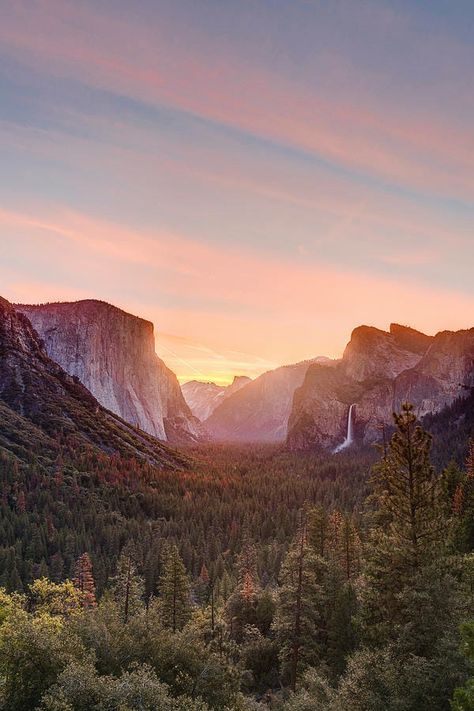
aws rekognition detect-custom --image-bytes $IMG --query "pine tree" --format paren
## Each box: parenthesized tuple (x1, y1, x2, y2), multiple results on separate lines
(362, 403, 449, 648)
(73, 553, 96, 608)
(327, 581, 358, 679)
(159, 544, 191, 632)
(237, 536, 259, 596)
(111, 546, 144, 623)
(338, 514, 361, 580)
(370, 402, 444, 569)
(273, 516, 328, 691)
(308, 505, 329, 557)
(194, 562, 211, 605)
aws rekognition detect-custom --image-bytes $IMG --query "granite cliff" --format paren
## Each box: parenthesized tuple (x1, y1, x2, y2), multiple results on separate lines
(287, 324, 474, 451)
(16, 300, 200, 444)
(0, 296, 187, 468)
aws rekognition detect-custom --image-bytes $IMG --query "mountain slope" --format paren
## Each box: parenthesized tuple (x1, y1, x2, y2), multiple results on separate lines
(16, 300, 200, 444)
(0, 296, 187, 469)
(181, 375, 251, 421)
(205, 358, 331, 442)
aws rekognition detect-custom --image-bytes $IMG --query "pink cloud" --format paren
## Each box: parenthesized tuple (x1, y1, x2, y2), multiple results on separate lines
(2, 206, 474, 380)
(1, 1, 473, 200)
(1, 116, 470, 265)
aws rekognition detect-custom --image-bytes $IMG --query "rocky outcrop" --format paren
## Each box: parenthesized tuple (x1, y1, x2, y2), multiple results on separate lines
(287, 324, 474, 451)
(181, 375, 251, 422)
(205, 358, 332, 442)
(343, 325, 424, 381)
(16, 300, 200, 444)
(0, 296, 187, 468)
(393, 328, 474, 414)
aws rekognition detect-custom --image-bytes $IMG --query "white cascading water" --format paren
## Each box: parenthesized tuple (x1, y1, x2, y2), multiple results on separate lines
(333, 404, 355, 453)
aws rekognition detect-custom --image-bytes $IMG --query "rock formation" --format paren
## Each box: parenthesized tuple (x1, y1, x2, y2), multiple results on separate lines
(0, 296, 187, 468)
(287, 324, 474, 451)
(16, 300, 200, 443)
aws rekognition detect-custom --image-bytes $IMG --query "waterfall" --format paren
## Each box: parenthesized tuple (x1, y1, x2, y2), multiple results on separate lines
(333, 404, 355, 453)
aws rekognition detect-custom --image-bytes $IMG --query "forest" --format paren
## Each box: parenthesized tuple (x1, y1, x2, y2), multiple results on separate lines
(0, 402, 474, 709)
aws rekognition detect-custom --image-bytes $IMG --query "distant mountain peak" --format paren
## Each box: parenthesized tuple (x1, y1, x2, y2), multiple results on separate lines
(181, 375, 252, 422)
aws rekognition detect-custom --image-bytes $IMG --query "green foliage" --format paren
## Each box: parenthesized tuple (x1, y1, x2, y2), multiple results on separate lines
(39, 661, 210, 711)
(0, 403, 473, 709)
(0, 442, 371, 597)
(110, 546, 145, 623)
(452, 621, 474, 710)
(159, 544, 192, 632)
(273, 522, 329, 691)
(28, 578, 84, 617)
(0, 606, 86, 710)
(361, 403, 448, 646)
(332, 640, 467, 711)
(326, 581, 358, 679)
(282, 668, 335, 711)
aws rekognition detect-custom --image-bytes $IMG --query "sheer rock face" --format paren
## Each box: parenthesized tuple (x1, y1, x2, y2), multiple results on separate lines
(16, 300, 200, 443)
(181, 375, 251, 422)
(287, 324, 474, 451)
(204, 358, 333, 442)
(343, 325, 422, 381)
(0, 296, 187, 468)
(393, 329, 474, 414)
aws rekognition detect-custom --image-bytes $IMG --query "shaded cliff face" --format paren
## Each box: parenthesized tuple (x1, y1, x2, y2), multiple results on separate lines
(0, 296, 187, 469)
(287, 324, 474, 451)
(394, 329, 474, 414)
(205, 358, 332, 442)
(181, 375, 251, 422)
(16, 300, 200, 444)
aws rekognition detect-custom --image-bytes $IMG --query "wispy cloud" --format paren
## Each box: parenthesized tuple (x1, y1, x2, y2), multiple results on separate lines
(1, 1, 472, 200)
(2, 205, 474, 381)
(1, 0, 473, 381)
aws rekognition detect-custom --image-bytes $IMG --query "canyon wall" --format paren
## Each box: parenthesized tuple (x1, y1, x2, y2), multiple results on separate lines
(16, 300, 200, 443)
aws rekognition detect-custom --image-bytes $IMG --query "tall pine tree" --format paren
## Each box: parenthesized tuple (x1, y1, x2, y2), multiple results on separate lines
(362, 403, 451, 651)
(273, 515, 328, 691)
(159, 544, 191, 632)
(111, 546, 144, 623)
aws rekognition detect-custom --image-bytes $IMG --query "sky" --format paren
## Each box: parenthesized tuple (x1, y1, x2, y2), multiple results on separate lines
(0, 0, 473, 385)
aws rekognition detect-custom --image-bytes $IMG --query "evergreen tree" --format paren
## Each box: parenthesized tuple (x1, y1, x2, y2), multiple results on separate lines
(237, 536, 259, 596)
(327, 581, 358, 679)
(371, 402, 444, 567)
(307, 505, 329, 557)
(338, 514, 361, 581)
(273, 516, 328, 691)
(110, 546, 144, 623)
(362, 403, 447, 644)
(159, 545, 191, 632)
(73, 553, 96, 608)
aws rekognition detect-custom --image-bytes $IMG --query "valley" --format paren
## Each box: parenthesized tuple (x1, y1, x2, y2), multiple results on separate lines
(0, 294, 473, 710)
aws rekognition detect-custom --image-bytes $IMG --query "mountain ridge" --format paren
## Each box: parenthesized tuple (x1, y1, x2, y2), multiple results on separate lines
(181, 375, 252, 421)
(204, 356, 333, 442)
